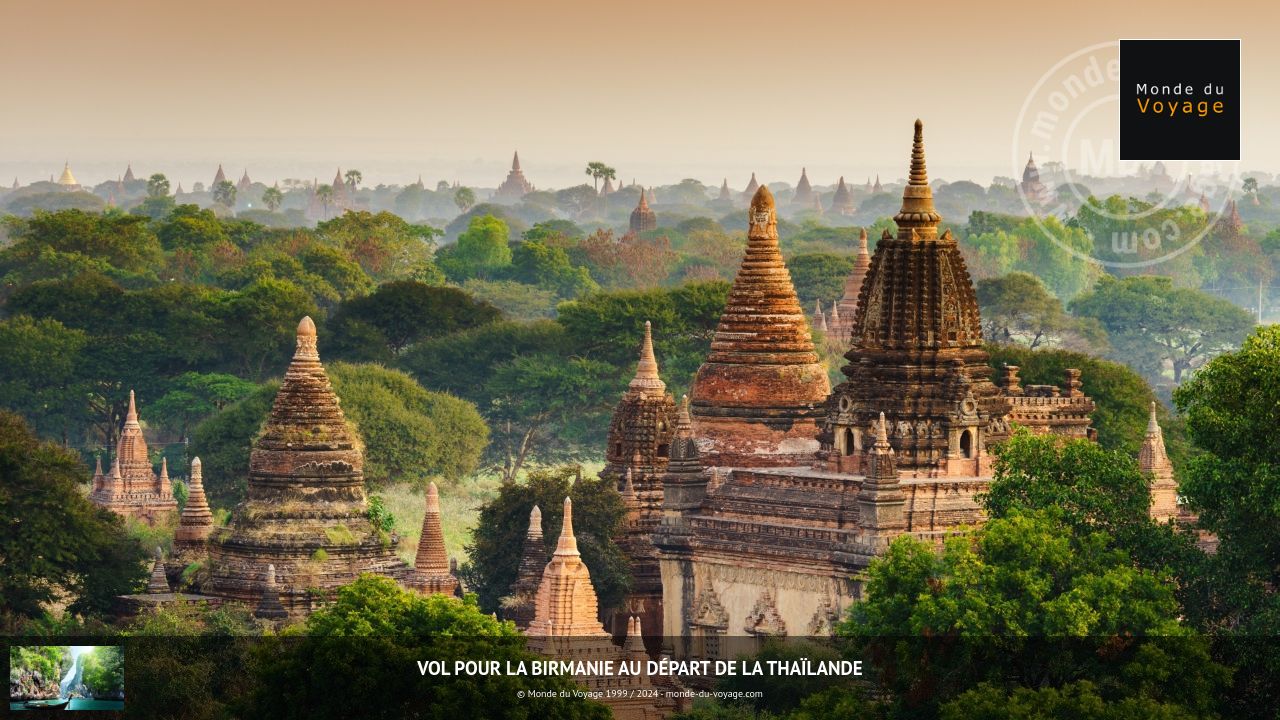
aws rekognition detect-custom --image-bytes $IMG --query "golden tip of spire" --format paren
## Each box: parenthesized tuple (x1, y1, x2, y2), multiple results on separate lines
(297, 316, 317, 337)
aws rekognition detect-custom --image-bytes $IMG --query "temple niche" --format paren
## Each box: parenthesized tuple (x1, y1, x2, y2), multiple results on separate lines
(89, 390, 178, 525)
(653, 121, 1104, 659)
(204, 317, 412, 617)
(494, 151, 535, 199)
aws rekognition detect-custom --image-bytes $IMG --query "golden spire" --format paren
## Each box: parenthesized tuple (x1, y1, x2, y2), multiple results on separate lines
(629, 321, 666, 395)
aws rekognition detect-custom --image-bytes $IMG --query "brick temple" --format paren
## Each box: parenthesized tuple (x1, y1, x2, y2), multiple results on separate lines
(495, 151, 534, 199)
(89, 390, 178, 525)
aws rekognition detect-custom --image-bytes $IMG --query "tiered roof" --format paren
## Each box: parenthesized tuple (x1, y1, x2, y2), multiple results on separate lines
(413, 482, 458, 595)
(629, 188, 657, 233)
(526, 497, 610, 638)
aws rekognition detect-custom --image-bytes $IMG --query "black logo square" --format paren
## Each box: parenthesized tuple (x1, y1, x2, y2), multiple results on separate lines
(1120, 39, 1240, 160)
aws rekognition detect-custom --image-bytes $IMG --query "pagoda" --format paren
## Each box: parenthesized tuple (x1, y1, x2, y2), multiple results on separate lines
(630, 188, 658, 233)
(740, 172, 759, 203)
(1140, 403, 1179, 523)
(830, 176, 855, 215)
(237, 169, 253, 194)
(819, 228, 872, 346)
(791, 167, 814, 207)
(212, 164, 227, 188)
(604, 321, 676, 648)
(172, 456, 215, 565)
(411, 482, 459, 595)
(56, 162, 80, 190)
(689, 186, 830, 467)
(205, 317, 410, 616)
(123, 164, 136, 183)
(1019, 152, 1048, 205)
(495, 151, 534, 199)
(506, 505, 547, 629)
(717, 179, 732, 202)
(89, 391, 178, 524)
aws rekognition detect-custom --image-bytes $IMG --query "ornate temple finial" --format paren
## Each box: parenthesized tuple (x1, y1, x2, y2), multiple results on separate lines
(858, 227, 869, 255)
(555, 496, 578, 556)
(126, 389, 138, 424)
(147, 546, 170, 594)
(748, 185, 777, 240)
(512, 151, 521, 171)
(895, 122, 942, 240)
(94, 455, 103, 477)
(629, 320, 666, 394)
(677, 394, 692, 429)
(426, 480, 440, 513)
(1147, 401, 1160, 435)
(875, 411, 889, 446)
(910, 119, 927, 185)
(160, 456, 169, 482)
(295, 316, 319, 360)
(110, 454, 122, 480)
(528, 505, 543, 538)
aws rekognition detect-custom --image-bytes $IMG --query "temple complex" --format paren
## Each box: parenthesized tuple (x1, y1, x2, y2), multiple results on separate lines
(791, 168, 814, 207)
(203, 317, 411, 617)
(410, 482, 459, 595)
(89, 391, 178, 525)
(630, 188, 658, 233)
(1020, 152, 1048, 205)
(830, 176, 854, 215)
(651, 121, 1099, 657)
(688, 185, 830, 468)
(495, 151, 534, 199)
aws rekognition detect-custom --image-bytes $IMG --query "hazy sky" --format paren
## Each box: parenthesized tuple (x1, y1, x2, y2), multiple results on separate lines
(2, 0, 1276, 189)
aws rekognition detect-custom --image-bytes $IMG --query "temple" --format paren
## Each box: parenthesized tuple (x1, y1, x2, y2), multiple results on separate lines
(212, 164, 227, 188)
(495, 151, 535, 198)
(630, 188, 658, 233)
(171, 456, 214, 565)
(1141, 403, 1179, 523)
(816, 227, 871, 347)
(688, 185, 830, 467)
(649, 121, 1099, 657)
(740, 173, 759, 203)
(56, 162, 80, 190)
(202, 317, 411, 616)
(526, 497, 676, 719)
(830, 176, 855, 215)
(89, 391, 178, 525)
(791, 168, 814, 207)
(506, 505, 546, 629)
(1020, 152, 1048, 205)
(410, 482, 459, 595)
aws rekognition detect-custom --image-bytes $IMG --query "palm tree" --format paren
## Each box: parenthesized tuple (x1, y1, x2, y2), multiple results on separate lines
(316, 184, 334, 218)
(454, 186, 476, 213)
(585, 161, 609, 192)
(212, 180, 237, 209)
(345, 169, 363, 191)
(262, 185, 284, 212)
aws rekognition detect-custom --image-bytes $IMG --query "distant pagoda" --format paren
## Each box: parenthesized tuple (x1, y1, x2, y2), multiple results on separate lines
(206, 317, 410, 616)
(629, 188, 658, 233)
(172, 456, 214, 564)
(495, 151, 534, 199)
(1019, 152, 1048, 205)
(740, 172, 759, 204)
(818, 227, 872, 346)
(410, 482, 459, 596)
(830, 176, 855, 215)
(56, 162, 80, 190)
(791, 167, 814, 207)
(90, 390, 178, 525)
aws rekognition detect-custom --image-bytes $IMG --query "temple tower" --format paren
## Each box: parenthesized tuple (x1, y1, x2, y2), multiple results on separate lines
(89, 390, 177, 524)
(830, 176, 855, 215)
(173, 457, 214, 563)
(207, 317, 410, 616)
(821, 120, 1009, 476)
(526, 497, 612, 641)
(412, 482, 459, 595)
(741, 173, 759, 203)
(821, 228, 872, 346)
(630, 188, 658, 233)
(507, 505, 546, 629)
(123, 165, 136, 183)
(495, 151, 535, 198)
(718, 179, 732, 202)
(690, 186, 830, 467)
(605, 321, 675, 647)
(791, 167, 814, 207)
(1140, 403, 1179, 523)
(212, 164, 227, 187)
(1020, 152, 1048, 205)
(56, 162, 80, 189)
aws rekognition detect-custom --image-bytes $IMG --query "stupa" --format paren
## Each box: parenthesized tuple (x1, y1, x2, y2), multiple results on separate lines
(506, 505, 547, 629)
(689, 185, 830, 467)
(830, 176, 855, 215)
(205, 317, 410, 616)
(791, 167, 814, 207)
(172, 456, 214, 564)
(411, 482, 459, 595)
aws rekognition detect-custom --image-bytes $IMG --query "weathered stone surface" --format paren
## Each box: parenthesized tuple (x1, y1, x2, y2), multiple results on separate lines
(690, 185, 830, 467)
(206, 316, 409, 617)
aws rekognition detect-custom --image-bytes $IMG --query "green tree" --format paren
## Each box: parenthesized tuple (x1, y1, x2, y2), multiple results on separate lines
(146, 173, 170, 199)
(247, 575, 610, 720)
(787, 253, 855, 309)
(1174, 325, 1280, 715)
(437, 214, 513, 281)
(0, 412, 148, 621)
(214, 278, 318, 379)
(1070, 275, 1255, 384)
(976, 272, 1107, 352)
(343, 169, 362, 190)
(0, 209, 162, 280)
(212, 180, 237, 209)
(154, 204, 229, 253)
(148, 372, 257, 440)
(508, 239, 598, 298)
(0, 315, 91, 443)
(462, 466, 629, 615)
(584, 161, 615, 193)
(327, 281, 499, 360)
(315, 184, 334, 218)
(454, 186, 476, 213)
(261, 186, 283, 212)
(316, 210, 440, 282)
(841, 510, 1225, 720)
(79, 646, 125, 698)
